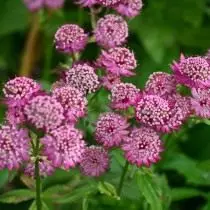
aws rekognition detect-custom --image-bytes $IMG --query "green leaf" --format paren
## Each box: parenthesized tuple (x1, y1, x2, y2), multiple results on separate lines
(0, 189, 35, 204)
(29, 200, 49, 210)
(53, 183, 97, 204)
(0, 169, 8, 189)
(202, 201, 210, 210)
(98, 182, 119, 200)
(136, 169, 163, 210)
(0, 0, 29, 36)
(171, 188, 205, 201)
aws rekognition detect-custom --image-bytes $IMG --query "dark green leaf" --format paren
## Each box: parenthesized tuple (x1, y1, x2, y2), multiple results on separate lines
(0, 189, 35, 204)
(0, 169, 8, 189)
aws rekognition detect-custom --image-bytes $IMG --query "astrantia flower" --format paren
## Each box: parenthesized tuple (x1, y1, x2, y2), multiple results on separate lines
(191, 88, 210, 118)
(41, 125, 86, 169)
(98, 0, 120, 6)
(97, 47, 137, 76)
(113, 0, 143, 18)
(95, 112, 129, 147)
(135, 94, 189, 133)
(101, 73, 121, 90)
(111, 83, 140, 109)
(145, 72, 177, 98)
(95, 15, 128, 49)
(6, 106, 26, 125)
(77, 0, 96, 7)
(54, 24, 88, 54)
(44, 0, 65, 9)
(171, 55, 210, 88)
(24, 95, 64, 132)
(0, 125, 30, 170)
(80, 146, 109, 176)
(122, 127, 163, 167)
(23, 0, 43, 11)
(52, 86, 87, 123)
(25, 156, 55, 177)
(65, 63, 100, 95)
(3, 77, 41, 107)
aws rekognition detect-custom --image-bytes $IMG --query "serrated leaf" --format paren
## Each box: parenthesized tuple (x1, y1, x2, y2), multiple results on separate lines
(98, 182, 119, 200)
(0, 169, 8, 189)
(171, 188, 205, 201)
(0, 189, 35, 204)
(136, 169, 163, 210)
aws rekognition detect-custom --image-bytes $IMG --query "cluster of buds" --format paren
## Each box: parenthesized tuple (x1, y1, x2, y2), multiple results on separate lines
(3, 0, 210, 179)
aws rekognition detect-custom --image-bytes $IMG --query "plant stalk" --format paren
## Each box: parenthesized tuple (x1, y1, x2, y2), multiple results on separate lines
(35, 137, 42, 210)
(117, 161, 129, 196)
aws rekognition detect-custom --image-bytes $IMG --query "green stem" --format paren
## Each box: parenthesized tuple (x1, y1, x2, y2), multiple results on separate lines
(117, 161, 129, 196)
(35, 137, 42, 210)
(90, 8, 96, 29)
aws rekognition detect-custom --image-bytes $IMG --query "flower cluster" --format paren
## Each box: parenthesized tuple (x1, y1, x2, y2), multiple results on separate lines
(3, 0, 210, 181)
(23, 0, 65, 11)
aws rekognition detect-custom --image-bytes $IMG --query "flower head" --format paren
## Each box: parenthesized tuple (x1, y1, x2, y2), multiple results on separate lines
(171, 55, 210, 88)
(77, 0, 96, 7)
(24, 155, 55, 177)
(95, 112, 129, 147)
(122, 127, 163, 167)
(3, 77, 41, 108)
(65, 63, 100, 95)
(41, 125, 86, 169)
(54, 24, 88, 54)
(111, 83, 140, 109)
(6, 106, 26, 125)
(145, 72, 177, 98)
(101, 73, 121, 90)
(52, 86, 87, 123)
(95, 15, 128, 48)
(80, 146, 109, 176)
(191, 88, 210, 118)
(113, 0, 143, 18)
(23, 0, 43, 11)
(44, 0, 65, 9)
(97, 47, 137, 76)
(98, 0, 120, 6)
(0, 125, 30, 170)
(135, 94, 189, 133)
(24, 95, 64, 132)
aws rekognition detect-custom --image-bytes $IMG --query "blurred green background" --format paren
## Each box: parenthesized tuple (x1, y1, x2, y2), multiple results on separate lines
(0, 0, 210, 210)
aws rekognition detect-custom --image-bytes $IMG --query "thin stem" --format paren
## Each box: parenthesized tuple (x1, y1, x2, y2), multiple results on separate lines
(34, 137, 42, 210)
(90, 8, 96, 29)
(117, 161, 129, 196)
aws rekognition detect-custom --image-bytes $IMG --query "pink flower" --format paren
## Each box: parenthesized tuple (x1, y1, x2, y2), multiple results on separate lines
(54, 24, 88, 54)
(122, 127, 163, 167)
(101, 73, 121, 90)
(95, 15, 128, 49)
(95, 112, 129, 148)
(111, 83, 140, 109)
(191, 88, 210, 118)
(65, 63, 100, 95)
(80, 146, 109, 176)
(3, 77, 41, 108)
(44, 0, 65, 9)
(171, 55, 210, 88)
(77, 0, 96, 7)
(113, 0, 143, 18)
(6, 106, 26, 125)
(145, 72, 177, 98)
(23, 0, 43, 11)
(52, 86, 87, 123)
(206, 49, 210, 65)
(0, 125, 30, 170)
(24, 95, 64, 132)
(41, 125, 86, 169)
(135, 94, 190, 133)
(97, 47, 137, 76)
(97, 0, 120, 6)
(24, 155, 55, 177)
